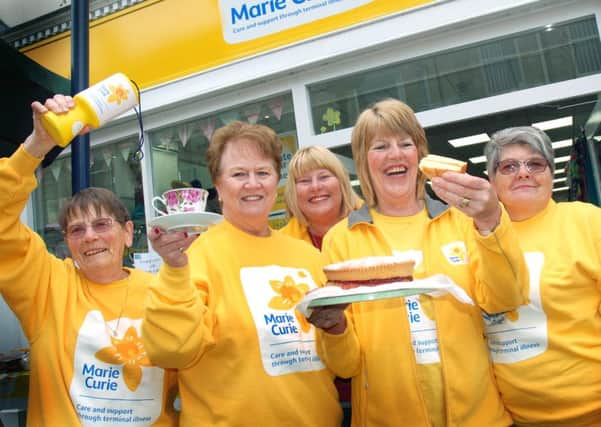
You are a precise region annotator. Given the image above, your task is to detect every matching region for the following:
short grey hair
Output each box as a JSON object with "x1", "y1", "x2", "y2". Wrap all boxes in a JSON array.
[{"x1": 484, "y1": 126, "x2": 555, "y2": 176}]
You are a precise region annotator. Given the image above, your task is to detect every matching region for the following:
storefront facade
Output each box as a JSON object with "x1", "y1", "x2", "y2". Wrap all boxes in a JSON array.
[{"x1": 3, "y1": 0, "x2": 600, "y2": 259}]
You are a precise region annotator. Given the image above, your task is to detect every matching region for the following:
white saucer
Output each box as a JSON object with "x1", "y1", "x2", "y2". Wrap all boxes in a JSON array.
[{"x1": 149, "y1": 212, "x2": 223, "y2": 234}]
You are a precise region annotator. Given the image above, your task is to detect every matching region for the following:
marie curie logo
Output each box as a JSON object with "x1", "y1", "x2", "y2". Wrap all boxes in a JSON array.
[
  {"x1": 241, "y1": 265, "x2": 325, "y2": 376},
  {"x1": 69, "y1": 312, "x2": 164, "y2": 426},
  {"x1": 441, "y1": 241, "x2": 468, "y2": 265},
  {"x1": 219, "y1": 0, "x2": 373, "y2": 44}
]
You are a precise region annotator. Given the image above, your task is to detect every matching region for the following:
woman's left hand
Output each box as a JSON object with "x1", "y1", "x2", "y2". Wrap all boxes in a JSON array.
[{"x1": 430, "y1": 171, "x2": 501, "y2": 233}]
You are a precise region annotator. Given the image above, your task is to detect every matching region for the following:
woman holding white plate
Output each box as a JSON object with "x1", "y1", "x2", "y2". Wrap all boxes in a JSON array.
[
  {"x1": 308, "y1": 98, "x2": 529, "y2": 427},
  {"x1": 143, "y1": 121, "x2": 341, "y2": 426}
]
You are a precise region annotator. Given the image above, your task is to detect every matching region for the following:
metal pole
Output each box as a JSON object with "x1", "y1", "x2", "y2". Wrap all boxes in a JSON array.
[{"x1": 70, "y1": 1, "x2": 90, "y2": 194}]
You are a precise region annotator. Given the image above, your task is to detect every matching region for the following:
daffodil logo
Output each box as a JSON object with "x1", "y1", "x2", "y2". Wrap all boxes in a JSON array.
[
  {"x1": 107, "y1": 84, "x2": 129, "y2": 105},
  {"x1": 267, "y1": 274, "x2": 312, "y2": 333},
  {"x1": 94, "y1": 326, "x2": 151, "y2": 391},
  {"x1": 441, "y1": 241, "x2": 468, "y2": 265}
]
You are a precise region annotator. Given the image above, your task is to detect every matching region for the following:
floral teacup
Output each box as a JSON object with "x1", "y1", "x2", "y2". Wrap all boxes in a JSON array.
[{"x1": 152, "y1": 187, "x2": 208, "y2": 216}]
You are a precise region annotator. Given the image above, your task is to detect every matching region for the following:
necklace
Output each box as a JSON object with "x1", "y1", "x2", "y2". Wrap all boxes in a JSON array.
[{"x1": 85, "y1": 272, "x2": 130, "y2": 337}]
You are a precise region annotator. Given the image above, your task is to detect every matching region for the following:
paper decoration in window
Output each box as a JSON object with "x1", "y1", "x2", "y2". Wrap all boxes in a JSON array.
[
  {"x1": 243, "y1": 104, "x2": 261, "y2": 124},
  {"x1": 178, "y1": 123, "x2": 193, "y2": 147},
  {"x1": 50, "y1": 161, "x2": 62, "y2": 181},
  {"x1": 267, "y1": 97, "x2": 284, "y2": 120},
  {"x1": 103, "y1": 148, "x2": 113, "y2": 168},
  {"x1": 200, "y1": 118, "x2": 216, "y2": 140}
]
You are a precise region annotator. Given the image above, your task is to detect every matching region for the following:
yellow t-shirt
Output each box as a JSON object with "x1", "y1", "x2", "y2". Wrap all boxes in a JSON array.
[{"x1": 372, "y1": 208, "x2": 447, "y2": 427}]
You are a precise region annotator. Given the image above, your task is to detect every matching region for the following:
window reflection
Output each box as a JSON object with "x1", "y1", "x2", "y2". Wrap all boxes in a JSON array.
[
  {"x1": 309, "y1": 16, "x2": 601, "y2": 134},
  {"x1": 149, "y1": 93, "x2": 297, "y2": 228}
]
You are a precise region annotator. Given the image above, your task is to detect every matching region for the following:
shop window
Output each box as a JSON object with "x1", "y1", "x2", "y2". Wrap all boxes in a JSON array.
[
  {"x1": 148, "y1": 92, "x2": 297, "y2": 229},
  {"x1": 309, "y1": 16, "x2": 601, "y2": 134},
  {"x1": 34, "y1": 137, "x2": 145, "y2": 261}
]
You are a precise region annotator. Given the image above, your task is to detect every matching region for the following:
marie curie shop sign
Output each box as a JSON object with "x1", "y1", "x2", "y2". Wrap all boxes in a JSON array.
[{"x1": 219, "y1": 0, "x2": 373, "y2": 44}]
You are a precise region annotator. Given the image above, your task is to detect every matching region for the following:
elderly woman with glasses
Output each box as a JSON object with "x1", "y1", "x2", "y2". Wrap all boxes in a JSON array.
[
  {"x1": 483, "y1": 126, "x2": 601, "y2": 427},
  {"x1": 0, "y1": 95, "x2": 179, "y2": 426}
]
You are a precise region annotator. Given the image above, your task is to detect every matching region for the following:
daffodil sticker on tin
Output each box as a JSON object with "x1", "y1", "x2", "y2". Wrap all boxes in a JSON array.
[
  {"x1": 241, "y1": 266, "x2": 325, "y2": 376},
  {"x1": 107, "y1": 82, "x2": 131, "y2": 105}
]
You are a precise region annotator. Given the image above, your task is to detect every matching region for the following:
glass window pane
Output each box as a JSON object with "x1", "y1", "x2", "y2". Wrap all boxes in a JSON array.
[
  {"x1": 308, "y1": 16, "x2": 601, "y2": 134},
  {"x1": 149, "y1": 92, "x2": 297, "y2": 228}
]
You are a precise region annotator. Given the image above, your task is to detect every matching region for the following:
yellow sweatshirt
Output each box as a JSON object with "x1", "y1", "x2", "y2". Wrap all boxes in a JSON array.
[
  {"x1": 318, "y1": 199, "x2": 528, "y2": 427},
  {"x1": 143, "y1": 219, "x2": 342, "y2": 426},
  {"x1": 483, "y1": 200, "x2": 601, "y2": 426},
  {"x1": 0, "y1": 146, "x2": 178, "y2": 426}
]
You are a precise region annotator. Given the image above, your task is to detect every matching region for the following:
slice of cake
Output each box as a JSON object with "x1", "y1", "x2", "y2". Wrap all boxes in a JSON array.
[
  {"x1": 324, "y1": 255, "x2": 415, "y2": 290},
  {"x1": 419, "y1": 154, "x2": 467, "y2": 179}
]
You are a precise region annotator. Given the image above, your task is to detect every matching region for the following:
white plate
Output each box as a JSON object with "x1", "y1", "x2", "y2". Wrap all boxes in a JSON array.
[
  {"x1": 296, "y1": 275, "x2": 474, "y2": 317},
  {"x1": 148, "y1": 212, "x2": 223, "y2": 234},
  {"x1": 307, "y1": 287, "x2": 434, "y2": 307}
]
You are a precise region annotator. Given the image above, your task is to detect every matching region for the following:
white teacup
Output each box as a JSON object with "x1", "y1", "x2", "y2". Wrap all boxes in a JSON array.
[{"x1": 152, "y1": 187, "x2": 208, "y2": 216}]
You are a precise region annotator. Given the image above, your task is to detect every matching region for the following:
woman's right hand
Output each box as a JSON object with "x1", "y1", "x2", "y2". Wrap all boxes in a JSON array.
[
  {"x1": 148, "y1": 227, "x2": 198, "y2": 268},
  {"x1": 24, "y1": 94, "x2": 90, "y2": 158},
  {"x1": 308, "y1": 304, "x2": 349, "y2": 335}
]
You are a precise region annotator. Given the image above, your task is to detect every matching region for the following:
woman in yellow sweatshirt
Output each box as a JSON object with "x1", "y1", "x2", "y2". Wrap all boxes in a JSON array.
[
  {"x1": 308, "y1": 98, "x2": 528, "y2": 426},
  {"x1": 142, "y1": 121, "x2": 342, "y2": 426},
  {"x1": 0, "y1": 95, "x2": 179, "y2": 426},
  {"x1": 483, "y1": 126, "x2": 601, "y2": 426}
]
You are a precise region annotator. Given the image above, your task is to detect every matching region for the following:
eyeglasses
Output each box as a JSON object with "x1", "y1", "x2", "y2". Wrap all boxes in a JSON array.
[
  {"x1": 496, "y1": 158, "x2": 548, "y2": 175},
  {"x1": 64, "y1": 217, "x2": 116, "y2": 239}
]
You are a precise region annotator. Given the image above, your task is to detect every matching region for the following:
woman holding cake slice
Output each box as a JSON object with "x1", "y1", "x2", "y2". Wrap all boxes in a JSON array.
[{"x1": 308, "y1": 98, "x2": 529, "y2": 427}]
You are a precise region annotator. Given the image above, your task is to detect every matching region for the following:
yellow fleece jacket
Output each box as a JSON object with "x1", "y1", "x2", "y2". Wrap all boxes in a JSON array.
[
  {"x1": 483, "y1": 200, "x2": 601, "y2": 426},
  {"x1": 143, "y1": 219, "x2": 341, "y2": 427},
  {"x1": 318, "y1": 199, "x2": 528, "y2": 427},
  {"x1": 0, "y1": 146, "x2": 178, "y2": 426},
  {"x1": 279, "y1": 216, "x2": 312, "y2": 246}
]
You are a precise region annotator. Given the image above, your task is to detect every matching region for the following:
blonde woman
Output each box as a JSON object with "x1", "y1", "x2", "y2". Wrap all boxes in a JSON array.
[{"x1": 282, "y1": 145, "x2": 361, "y2": 250}]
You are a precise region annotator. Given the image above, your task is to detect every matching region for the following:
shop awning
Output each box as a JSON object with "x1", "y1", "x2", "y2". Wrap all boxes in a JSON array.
[{"x1": 1, "y1": 38, "x2": 69, "y2": 165}]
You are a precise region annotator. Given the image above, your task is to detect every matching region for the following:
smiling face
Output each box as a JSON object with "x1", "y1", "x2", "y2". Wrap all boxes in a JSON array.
[
  {"x1": 294, "y1": 167, "x2": 343, "y2": 230},
  {"x1": 491, "y1": 144, "x2": 553, "y2": 220},
  {"x1": 215, "y1": 138, "x2": 279, "y2": 236},
  {"x1": 64, "y1": 207, "x2": 133, "y2": 283},
  {"x1": 366, "y1": 131, "x2": 420, "y2": 215}
]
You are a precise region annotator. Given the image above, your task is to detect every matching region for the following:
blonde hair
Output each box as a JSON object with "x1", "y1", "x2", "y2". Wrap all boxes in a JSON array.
[
  {"x1": 284, "y1": 145, "x2": 360, "y2": 227},
  {"x1": 351, "y1": 98, "x2": 429, "y2": 207}
]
